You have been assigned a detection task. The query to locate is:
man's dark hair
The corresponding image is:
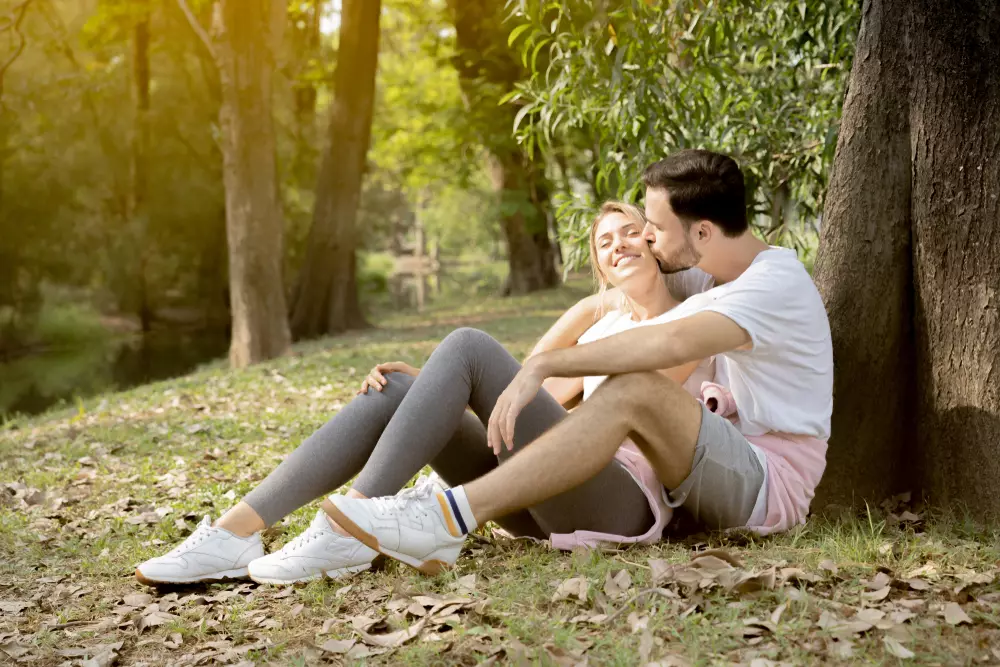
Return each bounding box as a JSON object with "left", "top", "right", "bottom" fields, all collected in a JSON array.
[{"left": 642, "top": 149, "right": 748, "bottom": 237}]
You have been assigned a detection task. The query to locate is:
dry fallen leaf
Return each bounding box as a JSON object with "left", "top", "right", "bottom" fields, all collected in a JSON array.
[
  {"left": 866, "top": 572, "right": 893, "bottom": 590},
  {"left": 552, "top": 577, "right": 590, "bottom": 603},
  {"left": 136, "top": 610, "right": 179, "bottom": 632},
  {"left": 604, "top": 569, "right": 632, "bottom": 599},
  {"left": 638, "top": 630, "right": 654, "bottom": 663},
  {"left": 770, "top": 602, "right": 788, "bottom": 625},
  {"left": 356, "top": 617, "right": 428, "bottom": 648},
  {"left": 943, "top": 602, "right": 972, "bottom": 626},
  {"left": 883, "top": 636, "right": 915, "bottom": 659},
  {"left": 904, "top": 577, "right": 931, "bottom": 591},
  {"left": 0, "top": 640, "right": 31, "bottom": 659},
  {"left": 827, "top": 638, "right": 854, "bottom": 658},
  {"left": 862, "top": 585, "right": 891, "bottom": 601},
  {"left": 320, "top": 638, "right": 356, "bottom": 654},
  {"left": 627, "top": 612, "right": 649, "bottom": 634},
  {"left": 453, "top": 574, "right": 477, "bottom": 593},
  {"left": 123, "top": 593, "right": 153, "bottom": 607},
  {"left": 904, "top": 563, "right": 938, "bottom": 579},
  {"left": 818, "top": 559, "right": 839, "bottom": 575},
  {"left": 0, "top": 600, "right": 34, "bottom": 615}
]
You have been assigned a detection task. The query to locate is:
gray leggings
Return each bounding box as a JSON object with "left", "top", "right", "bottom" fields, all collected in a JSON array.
[{"left": 243, "top": 328, "right": 653, "bottom": 539}]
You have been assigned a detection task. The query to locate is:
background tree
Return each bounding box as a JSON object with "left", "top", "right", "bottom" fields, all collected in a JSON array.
[
  {"left": 510, "top": 0, "right": 858, "bottom": 269},
  {"left": 289, "top": 0, "right": 380, "bottom": 338},
  {"left": 446, "top": 0, "right": 560, "bottom": 294},
  {"left": 813, "top": 0, "right": 1000, "bottom": 512},
  {"left": 179, "top": 0, "right": 291, "bottom": 366}
]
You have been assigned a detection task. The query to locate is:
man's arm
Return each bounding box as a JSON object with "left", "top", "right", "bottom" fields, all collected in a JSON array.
[
  {"left": 487, "top": 311, "right": 750, "bottom": 451},
  {"left": 532, "top": 311, "right": 751, "bottom": 379}
]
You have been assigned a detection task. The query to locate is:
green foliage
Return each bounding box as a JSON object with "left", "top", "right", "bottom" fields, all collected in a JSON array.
[{"left": 506, "top": 0, "right": 860, "bottom": 265}]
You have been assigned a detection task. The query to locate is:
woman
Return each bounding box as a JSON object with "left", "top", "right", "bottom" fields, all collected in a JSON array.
[{"left": 135, "top": 201, "right": 712, "bottom": 586}]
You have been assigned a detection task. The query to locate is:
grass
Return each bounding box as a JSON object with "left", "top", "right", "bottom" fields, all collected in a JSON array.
[{"left": 2, "top": 279, "right": 1000, "bottom": 665}]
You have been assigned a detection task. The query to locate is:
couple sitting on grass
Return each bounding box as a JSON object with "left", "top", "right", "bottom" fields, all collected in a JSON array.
[{"left": 136, "top": 149, "right": 833, "bottom": 586}]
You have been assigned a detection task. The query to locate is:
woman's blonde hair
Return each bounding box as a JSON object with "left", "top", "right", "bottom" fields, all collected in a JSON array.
[{"left": 588, "top": 201, "right": 647, "bottom": 319}]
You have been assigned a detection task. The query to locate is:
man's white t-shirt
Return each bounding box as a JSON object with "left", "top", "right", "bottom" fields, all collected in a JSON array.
[{"left": 667, "top": 247, "right": 833, "bottom": 439}]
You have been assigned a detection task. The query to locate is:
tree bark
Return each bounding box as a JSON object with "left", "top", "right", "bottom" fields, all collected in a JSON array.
[
  {"left": 446, "top": 0, "right": 560, "bottom": 294},
  {"left": 211, "top": 0, "right": 292, "bottom": 366},
  {"left": 128, "top": 0, "right": 152, "bottom": 332},
  {"left": 813, "top": 0, "right": 1000, "bottom": 512},
  {"left": 289, "top": 0, "right": 379, "bottom": 339},
  {"left": 290, "top": 0, "right": 322, "bottom": 187}
]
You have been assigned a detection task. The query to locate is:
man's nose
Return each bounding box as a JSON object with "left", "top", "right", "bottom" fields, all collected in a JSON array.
[{"left": 642, "top": 222, "right": 656, "bottom": 242}]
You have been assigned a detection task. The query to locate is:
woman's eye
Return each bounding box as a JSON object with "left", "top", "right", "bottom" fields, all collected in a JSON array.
[{"left": 628, "top": 229, "right": 640, "bottom": 236}]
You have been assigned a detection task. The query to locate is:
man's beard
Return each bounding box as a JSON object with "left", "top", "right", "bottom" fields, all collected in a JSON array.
[{"left": 654, "top": 239, "right": 701, "bottom": 275}]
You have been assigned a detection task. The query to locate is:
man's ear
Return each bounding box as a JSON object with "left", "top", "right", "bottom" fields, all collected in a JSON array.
[{"left": 694, "top": 220, "right": 713, "bottom": 242}]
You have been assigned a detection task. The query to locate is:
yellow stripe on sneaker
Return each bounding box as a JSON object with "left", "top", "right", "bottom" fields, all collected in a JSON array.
[{"left": 436, "top": 492, "right": 461, "bottom": 537}]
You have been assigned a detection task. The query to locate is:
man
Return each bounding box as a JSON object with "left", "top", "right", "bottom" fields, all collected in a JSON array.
[{"left": 324, "top": 149, "right": 833, "bottom": 573}]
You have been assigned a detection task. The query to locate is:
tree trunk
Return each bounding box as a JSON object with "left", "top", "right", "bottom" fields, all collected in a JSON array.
[
  {"left": 212, "top": 0, "right": 292, "bottom": 366},
  {"left": 291, "top": 0, "right": 322, "bottom": 186},
  {"left": 813, "top": 0, "right": 1000, "bottom": 512},
  {"left": 128, "top": 0, "right": 152, "bottom": 332},
  {"left": 446, "top": 0, "right": 560, "bottom": 295},
  {"left": 289, "top": 0, "right": 379, "bottom": 339}
]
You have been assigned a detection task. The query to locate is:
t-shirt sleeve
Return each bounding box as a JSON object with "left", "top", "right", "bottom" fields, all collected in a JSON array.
[
  {"left": 663, "top": 268, "right": 715, "bottom": 301},
  {"left": 700, "top": 267, "right": 795, "bottom": 351}
]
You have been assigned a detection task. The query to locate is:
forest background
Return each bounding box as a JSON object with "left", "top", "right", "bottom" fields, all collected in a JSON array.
[{"left": 0, "top": 0, "right": 857, "bottom": 419}]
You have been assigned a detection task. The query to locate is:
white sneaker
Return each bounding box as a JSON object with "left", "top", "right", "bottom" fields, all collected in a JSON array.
[
  {"left": 247, "top": 510, "right": 377, "bottom": 585},
  {"left": 324, "top": 478, "right": 465, "bottom": 575},
  {"left": 135, "top": 516, "right": 264, "bottom": 585}
]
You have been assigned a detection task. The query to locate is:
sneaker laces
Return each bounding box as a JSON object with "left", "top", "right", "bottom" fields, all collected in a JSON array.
[
  {"left": 277, "top": 514, "right": 328, "bottom": 554},
  {"left": 166, "top": 517, "right": 214, "bottom": 556},
  {"left": 370, "top": 476, "right": 439, "bottom": 520}
]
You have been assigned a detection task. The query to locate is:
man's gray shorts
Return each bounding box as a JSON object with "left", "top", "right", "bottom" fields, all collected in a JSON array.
[{"left": 666, "top": 403, "right": 766, "bottom": 529}]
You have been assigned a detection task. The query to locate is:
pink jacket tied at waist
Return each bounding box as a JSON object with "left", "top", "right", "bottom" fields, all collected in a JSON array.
[{"left": 548, "top": 382, "right": 828, "bottom": 550}]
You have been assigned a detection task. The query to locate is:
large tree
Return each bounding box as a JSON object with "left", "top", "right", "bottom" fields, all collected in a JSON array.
[
  {"left": 127, "top": 0, "right": 151, "bottom": 332},
  {"left": 813, "top": 0, "right": 1000, "bottom": 511},
  {"left": 179, "top": 0, "right": 291, "bottom": 366},
  {"left": 446, "top": 0, "right": 560, "bottom": 295},
  {"left": 289, "top": 0, "right": 380, "bottom": 338}
]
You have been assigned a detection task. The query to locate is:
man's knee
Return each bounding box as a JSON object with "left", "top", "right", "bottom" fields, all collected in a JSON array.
[{"left": 595, "top": 371, "right": 689, "bottom": 421}]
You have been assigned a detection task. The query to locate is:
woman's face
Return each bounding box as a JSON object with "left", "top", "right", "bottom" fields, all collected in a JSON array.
[{"left": 594, "top": 212, "right": 658, "bottom": 288}]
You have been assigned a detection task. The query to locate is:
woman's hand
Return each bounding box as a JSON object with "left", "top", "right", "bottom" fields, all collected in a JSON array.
[{"left": 358, "top": 361, "right": 420, "bottom": 395}]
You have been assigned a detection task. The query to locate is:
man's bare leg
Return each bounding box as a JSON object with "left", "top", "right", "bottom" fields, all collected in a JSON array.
[{"left": 465, "top": 371, "right": 703, "bottom": 524}]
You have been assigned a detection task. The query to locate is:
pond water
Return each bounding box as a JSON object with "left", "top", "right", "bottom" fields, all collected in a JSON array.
[{"left": 0, "top": 330, "right": 230, "bottom": 419}]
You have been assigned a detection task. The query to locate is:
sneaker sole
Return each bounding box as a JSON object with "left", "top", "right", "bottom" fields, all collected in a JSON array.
[
  {"left": 322, "top": 502, "right": 450, "bottom": 576},
  {"left": 134, "top": 566, "right": 250, "bottom": 586},
  {"left": 248, "top": 562, "right": 371, "bottom": 586}
]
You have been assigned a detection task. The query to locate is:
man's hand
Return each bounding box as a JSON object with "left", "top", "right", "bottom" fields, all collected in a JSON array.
[{"left": 488, "top": 358, "right": 547, "bottom": 454}]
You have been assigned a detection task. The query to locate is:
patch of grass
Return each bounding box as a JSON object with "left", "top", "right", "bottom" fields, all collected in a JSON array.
[{"left": 2, "top": 279, "right": 1000, "bottom": 664}]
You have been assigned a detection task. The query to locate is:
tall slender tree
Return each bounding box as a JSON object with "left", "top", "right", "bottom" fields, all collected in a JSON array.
[
  {"left": 814, "top": 0, "right": 1000, "bottom": 511},
  {"left": 178, "top": 0, "right": 291, "bottom": 366},
  {"left": 289, "top": 0, "right": 380, "bottom": 338},
  {"left": 128, "top": 0, "right": 152, "bottom": 332},
  {"left": 446, "top": 0, "right": 559, "bottom": 294}
]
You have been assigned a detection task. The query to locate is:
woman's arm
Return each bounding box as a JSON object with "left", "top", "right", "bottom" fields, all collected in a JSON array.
[
  {"left": 541, "top": 376, "right": 584, "bottom": 407},
  {"left": 527, "top": 289, "right": 622, "bottom": 358},
  {"left": 528, "top": 290, "right": 619, "bottom": 407}
]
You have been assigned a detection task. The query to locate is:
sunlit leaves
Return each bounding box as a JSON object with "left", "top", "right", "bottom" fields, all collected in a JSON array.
[{"left": 509, "top": 0, "right": 860, "bottom": 267}]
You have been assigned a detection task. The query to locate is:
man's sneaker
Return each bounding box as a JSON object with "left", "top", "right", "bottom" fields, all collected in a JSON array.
[
  {"left": 323, "top": 479, "right": 465, "bottom": 575},
  {"left": 135, "top": 516, "right": 264, "bottom": 585},
  {"left": 247, "top": 509, "right": 377, "bottom": 585}
]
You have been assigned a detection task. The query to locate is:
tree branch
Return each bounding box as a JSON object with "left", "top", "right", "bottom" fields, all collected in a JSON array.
[
  {"left": 0, "top": 0, "right": 33, "bottom": 100},
  {"left": 176, "top": 0, "right": 217, "bottom": 63}
]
